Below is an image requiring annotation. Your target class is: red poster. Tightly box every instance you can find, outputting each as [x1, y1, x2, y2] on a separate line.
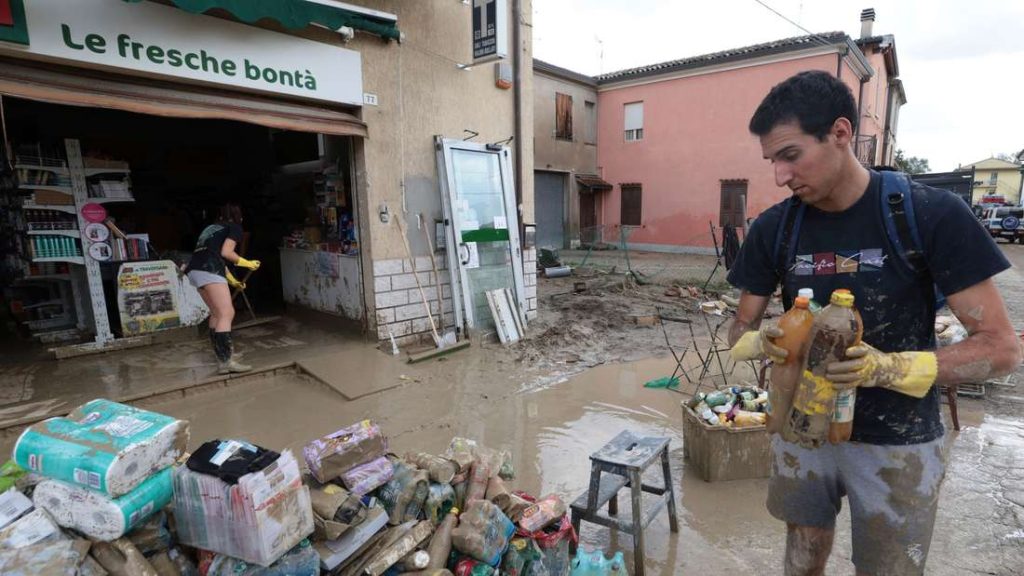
[0, 1, 13, 27]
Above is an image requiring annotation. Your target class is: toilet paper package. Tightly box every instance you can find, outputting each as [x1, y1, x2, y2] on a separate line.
[14, 399, 188, 497]
[33, 467, 173, 541]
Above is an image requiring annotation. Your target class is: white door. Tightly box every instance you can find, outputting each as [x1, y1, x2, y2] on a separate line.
[435, 137, 526, 336]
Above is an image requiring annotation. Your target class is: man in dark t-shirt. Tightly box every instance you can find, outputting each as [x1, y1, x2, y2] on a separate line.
[727, 71, 1021, 575]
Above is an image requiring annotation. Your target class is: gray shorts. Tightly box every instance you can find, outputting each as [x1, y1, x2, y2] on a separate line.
[186, 270, 227, 288]
[768, 435, 947, 575]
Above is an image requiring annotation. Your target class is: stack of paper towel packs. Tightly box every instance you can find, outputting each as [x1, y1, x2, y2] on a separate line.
[172, 440, 314, 566]
[12, 399, 188, 541]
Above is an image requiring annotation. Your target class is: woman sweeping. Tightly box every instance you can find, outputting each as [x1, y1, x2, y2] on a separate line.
[185, 204, 259, 374]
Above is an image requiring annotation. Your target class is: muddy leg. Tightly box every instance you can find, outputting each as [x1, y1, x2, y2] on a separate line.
[784, 523, 834, 576]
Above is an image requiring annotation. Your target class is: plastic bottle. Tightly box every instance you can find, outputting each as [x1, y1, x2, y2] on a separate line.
[798, 287, 822, 313]
[426, 507, 459, 569]
[766, 296, 816, 434]
[783, 291, 862, 448]
[829, 289, 864, 444]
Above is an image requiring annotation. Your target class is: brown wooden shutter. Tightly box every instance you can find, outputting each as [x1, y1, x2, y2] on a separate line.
[719, 180, 747, 228]
[555, 92, 573, 140]
[621, 184, 642, 226]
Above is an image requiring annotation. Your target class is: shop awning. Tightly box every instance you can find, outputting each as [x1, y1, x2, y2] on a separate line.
[575, 174, 613, 191]
[123, 0, 401, 41]
[0, 59, 368, 137]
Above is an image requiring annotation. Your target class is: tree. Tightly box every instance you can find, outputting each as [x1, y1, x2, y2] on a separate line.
[894, 149, 930, 174]
[994, 152, 1022, 164]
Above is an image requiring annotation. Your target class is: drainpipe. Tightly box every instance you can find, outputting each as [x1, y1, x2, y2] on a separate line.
[881, 80, 894, 166]
[512, 0, 525, 243]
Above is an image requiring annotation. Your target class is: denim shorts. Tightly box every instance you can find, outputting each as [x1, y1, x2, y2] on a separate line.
[186, 270, 227, 288]
[768, 434, 947, 575]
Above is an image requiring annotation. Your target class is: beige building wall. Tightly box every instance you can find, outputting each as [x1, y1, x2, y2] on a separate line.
[532, 67, 598, 248]
[533, 72, 598, 174]
[239, 1, 535, 342]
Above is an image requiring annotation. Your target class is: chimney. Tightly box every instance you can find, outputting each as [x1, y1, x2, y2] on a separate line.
[860, 8, 876, 39]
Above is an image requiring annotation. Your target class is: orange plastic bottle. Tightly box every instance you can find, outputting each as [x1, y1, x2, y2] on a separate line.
[766, 296, 816, 434]
[783, 291, 862, 448]
[829, 289, 864, 444]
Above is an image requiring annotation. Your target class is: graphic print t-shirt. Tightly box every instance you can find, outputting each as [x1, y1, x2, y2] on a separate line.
[728, 172, 1010, 445]
[186, 223, 243, 277]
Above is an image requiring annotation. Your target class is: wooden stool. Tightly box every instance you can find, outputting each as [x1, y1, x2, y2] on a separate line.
[569, 430, 678, 576]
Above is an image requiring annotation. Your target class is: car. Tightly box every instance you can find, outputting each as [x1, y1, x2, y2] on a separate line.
[980, 206, 1024, 243]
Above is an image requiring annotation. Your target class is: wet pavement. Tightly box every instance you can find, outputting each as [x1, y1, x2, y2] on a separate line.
[0, 245, 1021, 573]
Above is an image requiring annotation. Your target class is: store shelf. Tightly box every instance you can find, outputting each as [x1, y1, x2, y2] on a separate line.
[87, 197, 134, 204]
[85, 167, 131, 176]
[27, 229, 80, 238]
[15, 274, 71, 283]
[33, 256, 85, 264]
[19, 184, 73, 194]
[26, 316, 74, 331]
[15, 164, 68, 175]
[22, 203, 77, 214]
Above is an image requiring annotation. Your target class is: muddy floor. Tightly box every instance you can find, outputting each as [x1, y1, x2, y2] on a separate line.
[1, 246, 1023, 574]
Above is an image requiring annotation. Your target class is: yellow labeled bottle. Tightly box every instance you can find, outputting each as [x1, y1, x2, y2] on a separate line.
[766, 296, 815, 434]
[828, 289, 863, 444]
[783, 290, 862, 448]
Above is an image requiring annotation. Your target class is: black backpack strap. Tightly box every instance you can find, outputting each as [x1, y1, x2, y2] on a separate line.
[772, 196, 805, 308]
[879, 171, 926, 275]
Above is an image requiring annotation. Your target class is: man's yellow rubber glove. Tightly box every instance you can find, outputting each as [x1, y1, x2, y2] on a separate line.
[731, 326, 788, 363]
[235, 257, 260, 271]
[825, 343, 937, 398]
[226, 271, 245, 290]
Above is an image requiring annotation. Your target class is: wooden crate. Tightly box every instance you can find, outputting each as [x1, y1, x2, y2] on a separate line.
[681, 402, 771, 482]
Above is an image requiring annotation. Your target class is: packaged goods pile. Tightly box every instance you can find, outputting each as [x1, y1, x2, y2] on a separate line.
[0, 404, 628, 576]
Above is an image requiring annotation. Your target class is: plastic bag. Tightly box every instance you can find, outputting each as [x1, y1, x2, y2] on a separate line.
[424, 482, 457, 526]
[516, 512, 577, 576]
[451, 500, 515, 566]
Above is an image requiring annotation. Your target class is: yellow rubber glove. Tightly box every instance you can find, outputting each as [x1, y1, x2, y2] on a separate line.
[226, 271, 245, 290]
[235, 256, 260, 271]
[825, 343, 937, 398]
[730, 326, 788, 363]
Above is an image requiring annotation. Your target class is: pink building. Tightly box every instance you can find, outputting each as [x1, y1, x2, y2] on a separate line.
[592, 12, 904, 251]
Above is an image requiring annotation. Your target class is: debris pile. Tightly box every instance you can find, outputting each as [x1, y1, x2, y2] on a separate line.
[0, 399, 600, 575]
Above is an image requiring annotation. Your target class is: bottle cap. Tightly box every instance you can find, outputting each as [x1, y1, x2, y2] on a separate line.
[797, 288, 814, 299]
[794, 296, 810, 308]
[831, 291, 855, 307]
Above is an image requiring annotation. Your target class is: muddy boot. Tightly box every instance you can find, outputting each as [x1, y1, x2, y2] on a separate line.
[212, 331, 251, 374]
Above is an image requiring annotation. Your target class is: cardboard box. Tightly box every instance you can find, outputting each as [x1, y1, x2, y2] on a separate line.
[681, 402, 771, 482]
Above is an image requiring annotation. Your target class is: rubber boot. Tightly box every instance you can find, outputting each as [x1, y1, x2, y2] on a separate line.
[212, 331, 251, 374]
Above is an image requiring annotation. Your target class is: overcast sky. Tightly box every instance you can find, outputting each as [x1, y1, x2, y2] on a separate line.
[532, 0, 1024, 172]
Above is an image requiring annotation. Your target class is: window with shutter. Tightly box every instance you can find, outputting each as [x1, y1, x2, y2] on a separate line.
[621, 184, 642, 226]
[556, 92, 573, 141]
[719, 180, 747, 228]
[624, 101, 643, 142]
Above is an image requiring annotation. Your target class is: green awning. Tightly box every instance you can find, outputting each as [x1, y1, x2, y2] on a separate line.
[124, 0, 401, 41]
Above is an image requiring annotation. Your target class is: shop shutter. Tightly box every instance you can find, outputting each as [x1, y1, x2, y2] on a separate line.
[0, 58, 367, 137]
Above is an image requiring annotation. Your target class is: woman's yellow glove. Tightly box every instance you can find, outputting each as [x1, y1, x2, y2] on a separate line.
[825, 343, 937, 398]
[236, 257, 260, 271]
[226, 271, 246, 290]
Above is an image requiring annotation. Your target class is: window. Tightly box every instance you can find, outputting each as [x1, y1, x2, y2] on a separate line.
[555, 92, 573, 140]
[620, 184, 642, 226]
[584, 101, 596, 145]
[624, 101, 643, 142]
[989, 171, 999, 185]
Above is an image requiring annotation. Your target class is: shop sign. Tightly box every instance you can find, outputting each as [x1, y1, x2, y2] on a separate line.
[81, 202, 107, 223]
[117, 260, 181, 336]
[4, 0, 362, 105]
[472, 0, 507, 63]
